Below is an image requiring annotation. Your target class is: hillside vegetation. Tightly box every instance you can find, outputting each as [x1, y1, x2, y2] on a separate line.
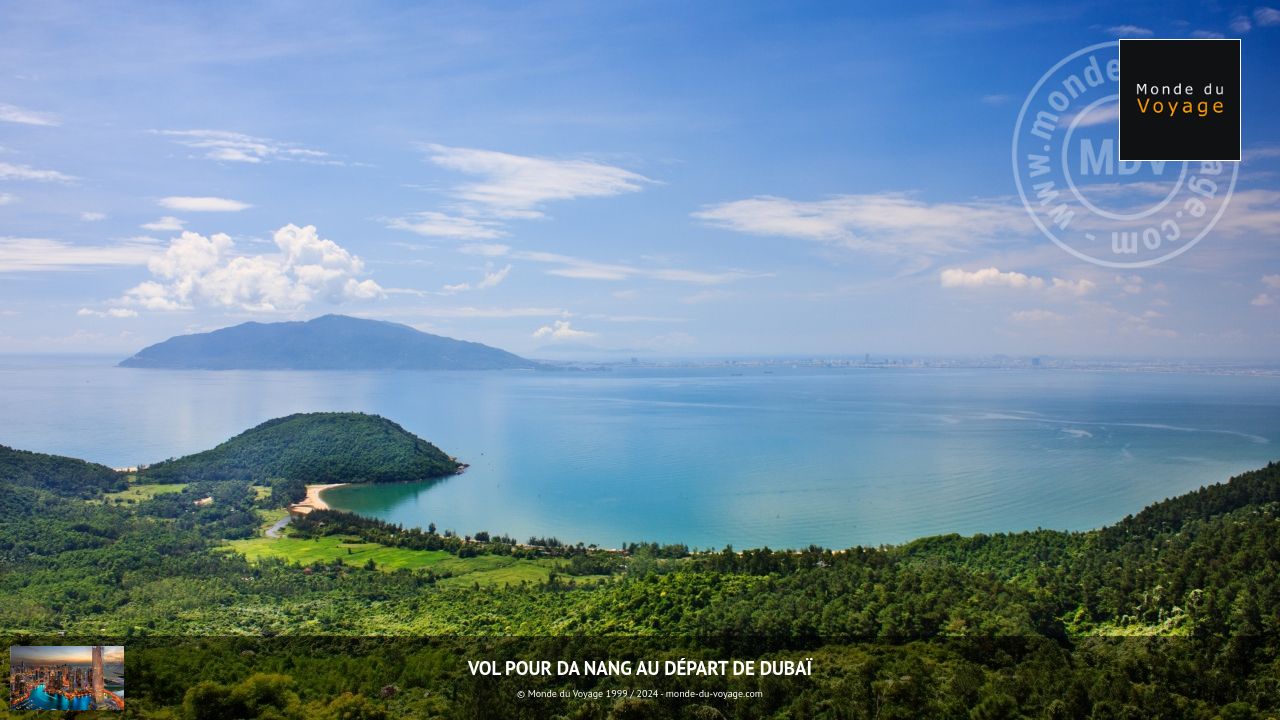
[139, 413, 461, 498]
[0, 420, 1277, 719]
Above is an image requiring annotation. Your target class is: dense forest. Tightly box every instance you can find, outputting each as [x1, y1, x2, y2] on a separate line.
[0, 421, 1277, 719]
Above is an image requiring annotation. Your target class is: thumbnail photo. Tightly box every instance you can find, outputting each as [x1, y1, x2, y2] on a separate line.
[8, 645, 124, 712]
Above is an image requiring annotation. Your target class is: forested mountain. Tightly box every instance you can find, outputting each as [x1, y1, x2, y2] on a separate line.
[118, 314, 543, 370]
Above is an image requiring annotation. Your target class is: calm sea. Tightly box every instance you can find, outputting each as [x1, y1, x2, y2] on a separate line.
[1, 355, 1277, 549]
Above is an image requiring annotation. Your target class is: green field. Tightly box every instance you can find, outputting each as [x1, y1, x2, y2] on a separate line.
[224, 534, 574, 586]
[99, 481, 187, 504]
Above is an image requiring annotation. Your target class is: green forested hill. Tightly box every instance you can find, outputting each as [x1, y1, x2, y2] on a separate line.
[139, 412, 462, 489]
[0, 443, 124, 498]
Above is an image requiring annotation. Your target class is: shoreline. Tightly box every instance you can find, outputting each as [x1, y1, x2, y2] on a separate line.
[288, 483, 348, 515]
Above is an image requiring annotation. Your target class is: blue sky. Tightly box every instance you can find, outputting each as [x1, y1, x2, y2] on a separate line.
[1, 1, 1278, 359]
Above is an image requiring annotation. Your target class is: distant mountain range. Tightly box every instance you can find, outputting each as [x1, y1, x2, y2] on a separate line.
[118, 314, 543, 370]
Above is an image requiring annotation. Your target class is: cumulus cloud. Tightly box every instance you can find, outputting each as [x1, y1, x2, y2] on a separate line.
[0, 103, 59, 126]
[0, 237, 160, 271]
[0, 162, 75, 182]
[115, 224, 383, 312]
[694, 192, 1024, 255]
[142, 216, 186, 232]
[939, 267, 1095, 295]
[156, 129, 337, 164]
[1230, 15, 1252, 33]
[158, 196, 251, 212]
[1251, 293, 1274, 307]
[533, 320, 595, 340]
[0, 193, 15, 205]
[941, 267, 1041, 289]
[80, 212, 106, 222]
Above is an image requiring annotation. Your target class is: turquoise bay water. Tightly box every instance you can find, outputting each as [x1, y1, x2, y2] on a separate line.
[0, 355, 1277, 549]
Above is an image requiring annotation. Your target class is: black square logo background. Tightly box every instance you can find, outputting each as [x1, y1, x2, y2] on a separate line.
[1120, 39, 1240, 161]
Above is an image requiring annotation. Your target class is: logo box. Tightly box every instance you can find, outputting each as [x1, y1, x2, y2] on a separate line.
[1119, 38, 1241, 161]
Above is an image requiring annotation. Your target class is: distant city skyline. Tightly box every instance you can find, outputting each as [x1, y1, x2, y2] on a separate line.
[10, 646, 124, 665]
[1, 1, 1278, 359]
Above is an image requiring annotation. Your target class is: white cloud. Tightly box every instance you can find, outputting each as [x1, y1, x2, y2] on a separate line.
[142, 216, 186, 231]
[532, 319, 595, 340]
[1119, 274, 1144, 295]
[415, 306, 562, 319]
[1010, 309, 1066, 323]
[80, 212, 106, 222]
[940, 267, 1095, 295]
[981, 94, 1010, 106]
[477, 264, 511, 289]
[0, 193, 15, 205]
[0, 237, 160, 271]
[0, 162, 75, 182]
[386, 211, 505, 239]
[941, 267, 1040, 289]
[1050, 277, 1097, 295]
[1263, 274, 1280, 289]
[1065, 101, 1119, 128]
[440, 264, 513, 294]
[1190, 30, 1226, 38]
[77, 307, 138, 318]
[116, 224, 383, 312]
[459, 243, 511, 257]
[0, 103, 59, 126]
[1208, 190, 1280, 236]
[156, 129, 336, 164]
[1105, 24, 1154, 36]
[512, 250, 765, 285]
[158, 196, 251, 212]
[418, 143, 653, 219]
[1251, 293, 1274, 307]
[1254, 7, 1280, 26]
[694, 192, 1023, 254]
[1230, 15, 1252, 33]
[1244, 144, 1280, 161]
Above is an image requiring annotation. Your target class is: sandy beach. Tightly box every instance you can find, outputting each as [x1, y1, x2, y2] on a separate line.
[288, 483, 348, 514]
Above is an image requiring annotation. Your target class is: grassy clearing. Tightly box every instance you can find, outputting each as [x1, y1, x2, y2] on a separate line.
[222, 534, 572, 586]
[99, 482, 187, 504]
